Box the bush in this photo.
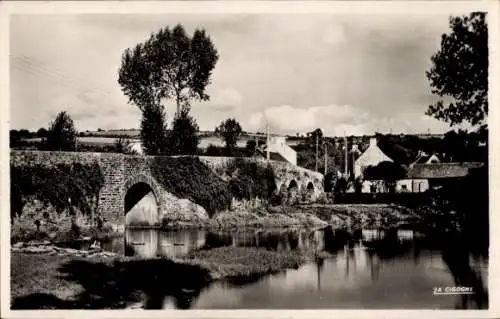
[225,159,277,202]
[10,162,104,221]
[205,144,222,156]
[45,111,78,151]
[151,156,232,217]
[167,109,200,155]
[316,193,331,204]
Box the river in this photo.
[74,226,489,310]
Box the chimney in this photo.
[369,138,377,147]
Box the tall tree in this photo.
[140,105,168,155]
[168,108,200,155]
[215,118,242,155]
[36,127,48,138]
[307,128,323,147]
[426,12,488,127]
[118,24,219,116]
[46,111,77,151]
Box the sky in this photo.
[9,13,471,136]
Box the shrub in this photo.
[225,158,277,202]
[167,109,200,155]
[45,111,78,151]
[151,156,232,217]
[316,193,331,204]
[10,162,104,221]
[205,144,221,156]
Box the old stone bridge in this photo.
[11,151,324,227]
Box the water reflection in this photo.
[98,227,488,309]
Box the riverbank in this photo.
[11,203,419,247]
[11,245,308,309]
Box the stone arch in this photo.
[287,179,299,204]
[123,174,162,226]
[306,181,314,194]
[288,179,298,192]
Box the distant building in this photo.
[255,136,297,165]
[354,138,393,178]
[406,162,485,189]
[354,137,429,193]
[411,151,441,166]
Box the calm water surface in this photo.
[92,227,488,309]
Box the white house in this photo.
[354,138,393,178]
[354,137,429,193]
[256,136,297,165]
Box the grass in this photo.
[11,246,307,309]
[182,247,306,280]
[11,254,84,303]
[290,203,419,229]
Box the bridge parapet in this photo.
[10,151,324,226]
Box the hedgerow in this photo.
[11,162,104,219]
[151,156,232,217]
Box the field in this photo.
[26,136,254,148]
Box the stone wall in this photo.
[10,151,324,229]
[198,156,324,200]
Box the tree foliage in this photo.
[140,105,169,155]
[150,157,231,217]
[226,159,277,201]
[118,24,218,156]
[307,128,323,147]
[118,24,219,115]
[167,109,200,155]
[11,162,104,221]
[215,118,242,155]
[246,140,257,153]
[426,12,488,127]
[36,128,48,138]
[46,111,78,151]
[364,161,407,193]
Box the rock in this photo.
[12,242,24,249]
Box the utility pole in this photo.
[315,133,319,172]
[266,123,270,161]
[324,143,328,176]
[344,131,348,176]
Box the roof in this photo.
[355,141,393,166]
[413,153,440,165]
[407,162,485,179]
[255,149,288,163]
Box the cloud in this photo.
[246,104,454,136]
[247,104,369,135]
[205,87,243,112]
[9,13,457,134]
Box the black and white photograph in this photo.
[0,0,498,316]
